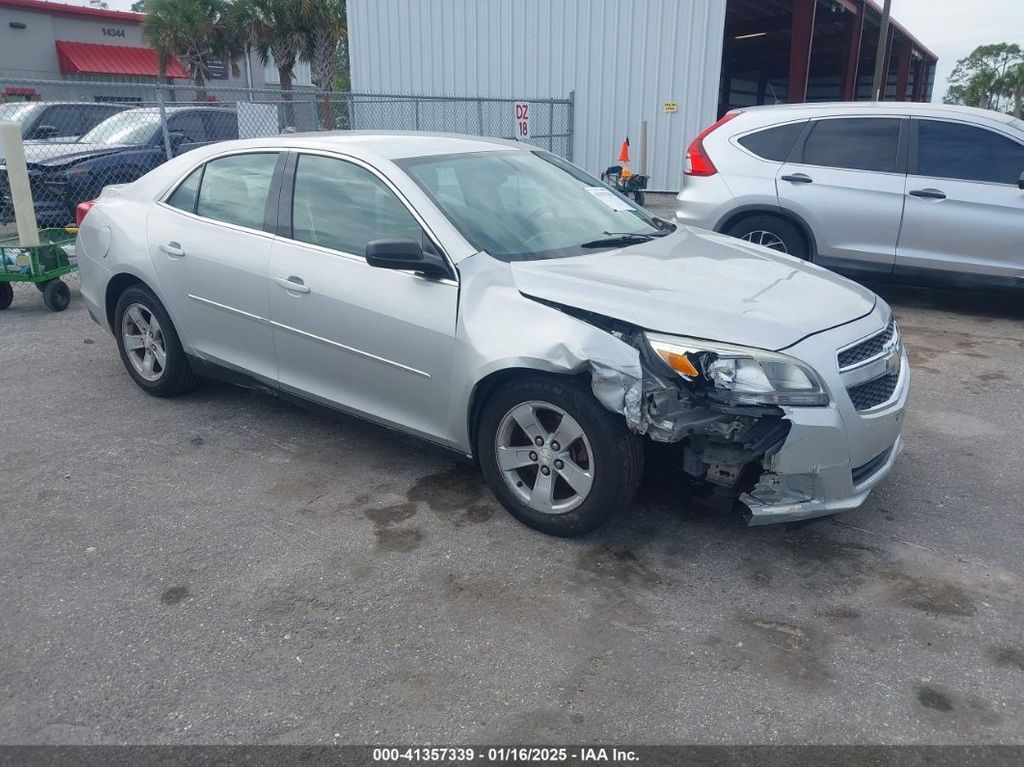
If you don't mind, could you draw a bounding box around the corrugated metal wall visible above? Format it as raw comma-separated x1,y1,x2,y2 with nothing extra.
349,0,727,191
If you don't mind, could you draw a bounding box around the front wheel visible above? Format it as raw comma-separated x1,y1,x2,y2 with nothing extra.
477,376,644,537
114,284,198,396
0,282,12,310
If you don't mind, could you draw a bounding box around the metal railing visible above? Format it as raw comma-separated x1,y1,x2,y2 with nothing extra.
0,77,574,227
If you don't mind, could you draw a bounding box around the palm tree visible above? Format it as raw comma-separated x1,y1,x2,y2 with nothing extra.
232,0,308,128
1004,63,1024,119
142,0,240,99
298,0,346,129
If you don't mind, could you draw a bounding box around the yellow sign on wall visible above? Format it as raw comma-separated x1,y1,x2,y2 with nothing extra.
663,101,678,113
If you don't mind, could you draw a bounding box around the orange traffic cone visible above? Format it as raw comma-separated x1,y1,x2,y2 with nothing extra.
617,138,630,164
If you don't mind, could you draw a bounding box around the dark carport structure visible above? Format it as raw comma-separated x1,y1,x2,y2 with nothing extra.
719,0,938,116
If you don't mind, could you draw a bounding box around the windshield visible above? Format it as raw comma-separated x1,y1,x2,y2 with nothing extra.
398,150,669,262
80,111,160,145
0,103,41,132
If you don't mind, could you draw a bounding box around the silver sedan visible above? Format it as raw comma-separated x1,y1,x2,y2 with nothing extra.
76,133,909,536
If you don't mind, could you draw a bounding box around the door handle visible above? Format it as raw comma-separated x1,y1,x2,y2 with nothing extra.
908,188,947,200
780,173,813,184
274,276,310,294
159,241,185,258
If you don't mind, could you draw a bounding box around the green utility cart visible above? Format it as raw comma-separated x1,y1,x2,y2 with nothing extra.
0,228,77,312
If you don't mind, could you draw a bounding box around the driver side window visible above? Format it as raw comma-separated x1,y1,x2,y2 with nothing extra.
291,154,423,257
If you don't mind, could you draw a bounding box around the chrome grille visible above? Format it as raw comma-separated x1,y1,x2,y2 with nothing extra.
848,373,899,411
838,319,896,370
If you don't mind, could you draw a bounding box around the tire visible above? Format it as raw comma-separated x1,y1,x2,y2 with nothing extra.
726,214,808,259
42,279,71,312
477,375,644,537
35,281,47,293
0,282,12,311
633,190,645,206
113,284,199,397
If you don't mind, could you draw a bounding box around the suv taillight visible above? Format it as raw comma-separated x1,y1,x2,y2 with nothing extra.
684,111,740,177
75,200,95,227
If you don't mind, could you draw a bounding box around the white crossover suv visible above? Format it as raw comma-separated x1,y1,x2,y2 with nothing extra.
674,102,1024,289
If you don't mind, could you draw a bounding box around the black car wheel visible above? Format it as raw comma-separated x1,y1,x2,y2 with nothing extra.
114,284,199,397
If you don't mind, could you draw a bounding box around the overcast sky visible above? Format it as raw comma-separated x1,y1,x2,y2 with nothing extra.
82,0,1024,102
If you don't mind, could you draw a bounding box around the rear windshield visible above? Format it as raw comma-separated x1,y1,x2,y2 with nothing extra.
397,150,667,262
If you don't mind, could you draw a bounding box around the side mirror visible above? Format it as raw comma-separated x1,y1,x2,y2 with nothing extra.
167,131,188,149
32,125,58,139
1018,171,1024,191
366,238,449,278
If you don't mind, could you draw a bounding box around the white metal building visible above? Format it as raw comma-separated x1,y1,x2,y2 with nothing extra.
347,0,937,192
348,0,728,191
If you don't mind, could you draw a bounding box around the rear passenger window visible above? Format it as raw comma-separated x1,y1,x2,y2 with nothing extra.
738,122,806,161
801,118,902,173
917,120,1024,185
291,154,423,256
195,153,278,229
167,166,203,213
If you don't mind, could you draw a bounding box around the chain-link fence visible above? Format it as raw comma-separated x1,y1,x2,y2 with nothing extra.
0,77,574,228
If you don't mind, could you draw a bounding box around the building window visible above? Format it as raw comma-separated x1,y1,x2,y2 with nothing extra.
263,55,312,86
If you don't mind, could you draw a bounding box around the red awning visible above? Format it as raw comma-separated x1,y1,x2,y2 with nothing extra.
55,40,189,79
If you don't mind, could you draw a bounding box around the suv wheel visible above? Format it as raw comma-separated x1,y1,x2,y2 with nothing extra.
114,285,198,397
726,215,807,259
477,376,644,537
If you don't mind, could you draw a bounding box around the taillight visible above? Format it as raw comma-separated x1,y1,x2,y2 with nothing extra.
684,111,740,177
75,200,95,227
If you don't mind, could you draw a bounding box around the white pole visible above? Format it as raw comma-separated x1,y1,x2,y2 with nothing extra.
0,123,39,246
638,120,648,177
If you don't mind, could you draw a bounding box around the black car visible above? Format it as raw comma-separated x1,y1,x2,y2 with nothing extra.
0,105,239,226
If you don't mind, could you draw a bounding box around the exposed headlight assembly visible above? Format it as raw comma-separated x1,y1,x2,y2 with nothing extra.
645,332,830,407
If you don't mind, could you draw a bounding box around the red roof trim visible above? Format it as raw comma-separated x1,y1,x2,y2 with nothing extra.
0,0,142,24
56,40,190,79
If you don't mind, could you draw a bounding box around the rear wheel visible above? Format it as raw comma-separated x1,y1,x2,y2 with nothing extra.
477,376,644,537
114,285,198,397
726,214,808,259
42,279,71,312
0,282,12,310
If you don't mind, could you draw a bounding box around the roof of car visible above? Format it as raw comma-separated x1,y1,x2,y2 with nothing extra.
212,131,529,160
737,101,1020,126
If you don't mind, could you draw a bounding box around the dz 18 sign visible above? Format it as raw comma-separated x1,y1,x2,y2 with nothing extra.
513,102,530,139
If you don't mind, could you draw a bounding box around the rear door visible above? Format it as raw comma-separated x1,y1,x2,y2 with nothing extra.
147,150,282,381
897,118,1024,280
776,116,907,273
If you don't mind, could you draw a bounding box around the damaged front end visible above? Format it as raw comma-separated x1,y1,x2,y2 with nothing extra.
538,300,851,524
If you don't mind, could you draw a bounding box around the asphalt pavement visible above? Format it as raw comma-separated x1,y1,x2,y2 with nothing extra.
1,244,1022,744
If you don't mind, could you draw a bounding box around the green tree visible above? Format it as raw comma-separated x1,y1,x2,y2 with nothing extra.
943,43,1023,112
233,0,308,127
1004,63,1024,119
142,0,241,97
299,0,346,129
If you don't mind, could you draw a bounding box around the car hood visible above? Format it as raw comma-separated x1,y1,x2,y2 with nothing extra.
16,142,132,168
508,226,877,351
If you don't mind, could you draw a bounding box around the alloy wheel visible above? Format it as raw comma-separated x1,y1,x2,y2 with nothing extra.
494,400,595,514
121,302,167,382
741,230,788,252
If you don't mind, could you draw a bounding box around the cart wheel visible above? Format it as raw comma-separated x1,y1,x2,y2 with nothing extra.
633,190,645,206
42,279,71,312
0,282,12,311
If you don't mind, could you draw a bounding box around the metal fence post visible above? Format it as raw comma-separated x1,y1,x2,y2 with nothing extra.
566,90,575,162
155,87,173,161
548,101,554,152
477,99,484,135
414,99,421,131
346,92,355,130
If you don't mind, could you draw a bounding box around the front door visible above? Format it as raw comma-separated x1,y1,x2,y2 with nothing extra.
897,118,1024,280
268,152,458,444
776,116,907,273
147,151,282,381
